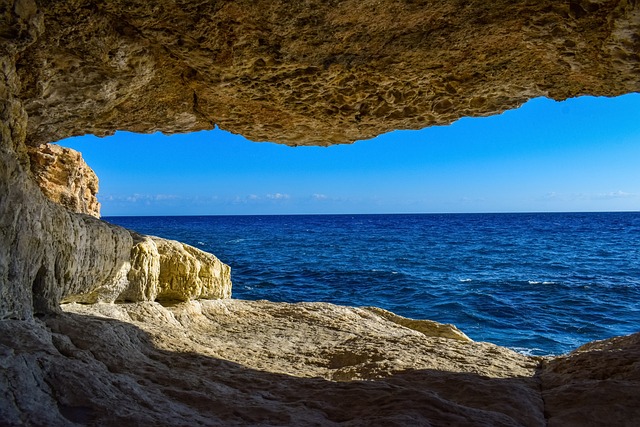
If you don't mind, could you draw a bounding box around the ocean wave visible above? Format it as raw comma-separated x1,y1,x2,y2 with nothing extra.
510,346,554,357
225,238,246,244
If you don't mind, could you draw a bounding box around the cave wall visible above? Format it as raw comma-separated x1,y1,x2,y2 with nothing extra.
1,1,231,319
1,0,639,319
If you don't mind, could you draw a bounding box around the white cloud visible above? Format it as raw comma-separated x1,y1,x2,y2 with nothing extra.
103,193,180,203
312,193,328,201
592,190,636,200
266,193,290,200
154,194,179,201
541,191,638,202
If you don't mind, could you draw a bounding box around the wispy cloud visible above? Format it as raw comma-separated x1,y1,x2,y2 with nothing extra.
266,193,290,200
154,194,179,201
312,193,328,201
230,193,291,204
591,190,636,200
541,190,638,202
101,193,181,203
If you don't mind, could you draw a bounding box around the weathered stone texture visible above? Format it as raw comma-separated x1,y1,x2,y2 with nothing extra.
27,143,101,217
0,301,546,426
118,234,232,303
364,306,472,341
1,1,231,320
13,0,640,147
2,300,638,426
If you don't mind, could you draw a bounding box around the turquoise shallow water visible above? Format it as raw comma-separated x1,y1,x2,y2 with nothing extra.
105,212,640,356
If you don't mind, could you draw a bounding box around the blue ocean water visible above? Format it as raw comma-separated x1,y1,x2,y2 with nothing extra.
104,212,640,356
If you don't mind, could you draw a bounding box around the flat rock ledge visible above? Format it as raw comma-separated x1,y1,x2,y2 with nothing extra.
1,300,638,426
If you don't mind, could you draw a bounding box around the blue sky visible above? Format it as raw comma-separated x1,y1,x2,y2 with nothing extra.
61,94,640,216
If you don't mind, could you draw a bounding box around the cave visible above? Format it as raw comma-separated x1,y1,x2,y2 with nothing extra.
1,1,639,425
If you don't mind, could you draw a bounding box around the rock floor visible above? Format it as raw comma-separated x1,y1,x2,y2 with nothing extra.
1,300,638,426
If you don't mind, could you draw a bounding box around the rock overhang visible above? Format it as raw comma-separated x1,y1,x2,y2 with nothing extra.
12,0,640,147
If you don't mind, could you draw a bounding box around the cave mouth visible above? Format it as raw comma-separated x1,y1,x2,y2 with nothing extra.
48,94,640,356
59,94,640,217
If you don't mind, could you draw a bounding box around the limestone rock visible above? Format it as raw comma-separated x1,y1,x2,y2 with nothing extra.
11,0,640,147
118,234,232,303
119,233,161,302
0,300,546,426
1,33,230,318
153,237,232,301
364,306,472,342
540,333,640,426
27,143,101,217
2,300,637,426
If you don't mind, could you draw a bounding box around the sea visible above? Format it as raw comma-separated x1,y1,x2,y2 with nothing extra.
104,212,640,356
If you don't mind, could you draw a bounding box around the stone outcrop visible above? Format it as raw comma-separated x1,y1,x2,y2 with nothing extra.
26,143,101,218
1,0,639,425
540,333,640,426
118,234,232,303
363,306,472,342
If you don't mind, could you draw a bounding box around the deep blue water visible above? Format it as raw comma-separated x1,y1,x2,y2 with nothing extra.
104,212,640,356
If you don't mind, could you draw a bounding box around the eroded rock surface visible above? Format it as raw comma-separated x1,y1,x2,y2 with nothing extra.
27,143,101,218
118,234,232,303
540,333,640,426
11,0,640,146
1,301,545,426
1,300,638,426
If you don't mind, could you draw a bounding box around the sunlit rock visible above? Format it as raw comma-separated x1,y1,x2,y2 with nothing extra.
27,143,101,218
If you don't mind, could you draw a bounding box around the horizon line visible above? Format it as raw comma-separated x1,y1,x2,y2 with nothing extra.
101,210,640,218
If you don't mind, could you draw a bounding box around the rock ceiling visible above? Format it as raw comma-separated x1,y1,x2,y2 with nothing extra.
11,0,640,147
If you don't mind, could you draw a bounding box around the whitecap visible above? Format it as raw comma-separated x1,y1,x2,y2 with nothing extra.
510,347,552,357
459,278,472,283
226,238,246,244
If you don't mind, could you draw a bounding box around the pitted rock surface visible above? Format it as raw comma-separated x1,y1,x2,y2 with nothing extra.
27,143,101,217
13,0,640,146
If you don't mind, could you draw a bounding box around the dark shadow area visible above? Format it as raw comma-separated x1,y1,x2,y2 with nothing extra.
538,333,640,426
31,265,49,317
3,310,638,426
1,311,545,427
